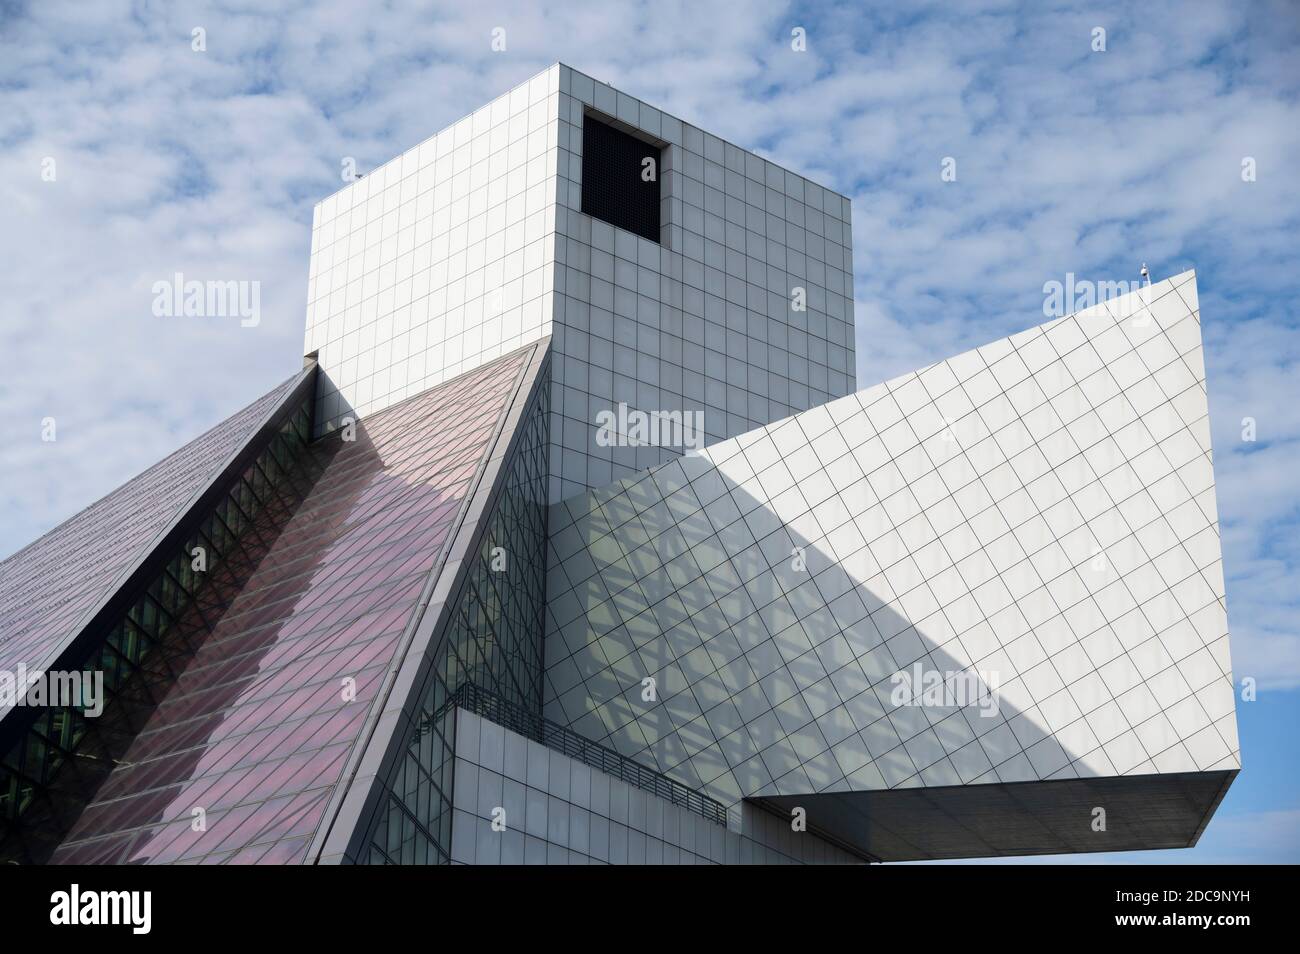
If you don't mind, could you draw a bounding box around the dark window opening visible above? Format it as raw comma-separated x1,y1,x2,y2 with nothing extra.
581,115,661,243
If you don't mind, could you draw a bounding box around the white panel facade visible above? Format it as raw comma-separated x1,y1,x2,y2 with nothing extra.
542,271,1239,811
449,709,860,864
304,67,562,435
548,66,855,500
302,64,855,501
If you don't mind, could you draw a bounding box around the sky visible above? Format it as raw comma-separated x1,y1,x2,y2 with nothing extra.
0,0,1297,863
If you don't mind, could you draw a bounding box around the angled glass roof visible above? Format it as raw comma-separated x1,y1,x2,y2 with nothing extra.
46,347,535,863
0,372,304,680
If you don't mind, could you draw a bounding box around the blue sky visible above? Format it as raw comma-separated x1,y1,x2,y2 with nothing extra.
1,0,1297,862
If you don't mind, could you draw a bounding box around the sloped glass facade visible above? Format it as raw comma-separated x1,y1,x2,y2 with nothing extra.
1,387,316,863
361,371,550,864
32,351,531,864
0,374,303,680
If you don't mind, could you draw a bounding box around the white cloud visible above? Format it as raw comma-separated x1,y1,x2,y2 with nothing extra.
1,0,1298,691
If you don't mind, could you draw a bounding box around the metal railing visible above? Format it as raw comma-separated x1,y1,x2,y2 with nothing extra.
449,683,728,827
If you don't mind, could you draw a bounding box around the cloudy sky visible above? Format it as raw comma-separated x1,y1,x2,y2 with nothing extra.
1,0,1297,862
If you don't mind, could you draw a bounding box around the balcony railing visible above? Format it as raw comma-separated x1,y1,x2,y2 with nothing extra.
448,683,728,827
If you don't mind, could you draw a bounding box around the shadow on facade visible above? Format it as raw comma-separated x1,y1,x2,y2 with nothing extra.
540,453,1230,859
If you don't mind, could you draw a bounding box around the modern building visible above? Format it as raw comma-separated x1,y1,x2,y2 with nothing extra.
0,64,1238,864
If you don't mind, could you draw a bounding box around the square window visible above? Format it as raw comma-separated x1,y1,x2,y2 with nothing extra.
582,113,662,243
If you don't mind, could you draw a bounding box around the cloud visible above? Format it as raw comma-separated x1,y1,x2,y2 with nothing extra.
1,1,1298,687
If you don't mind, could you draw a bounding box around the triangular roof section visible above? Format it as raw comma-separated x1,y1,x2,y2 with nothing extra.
541,270,1237,859
0,368,311,685
311,341,552,864
45,341,549,864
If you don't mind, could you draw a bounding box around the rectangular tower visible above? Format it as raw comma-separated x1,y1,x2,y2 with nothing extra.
304,63,855,502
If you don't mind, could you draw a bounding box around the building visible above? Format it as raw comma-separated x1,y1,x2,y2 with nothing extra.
0,64,1238,864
